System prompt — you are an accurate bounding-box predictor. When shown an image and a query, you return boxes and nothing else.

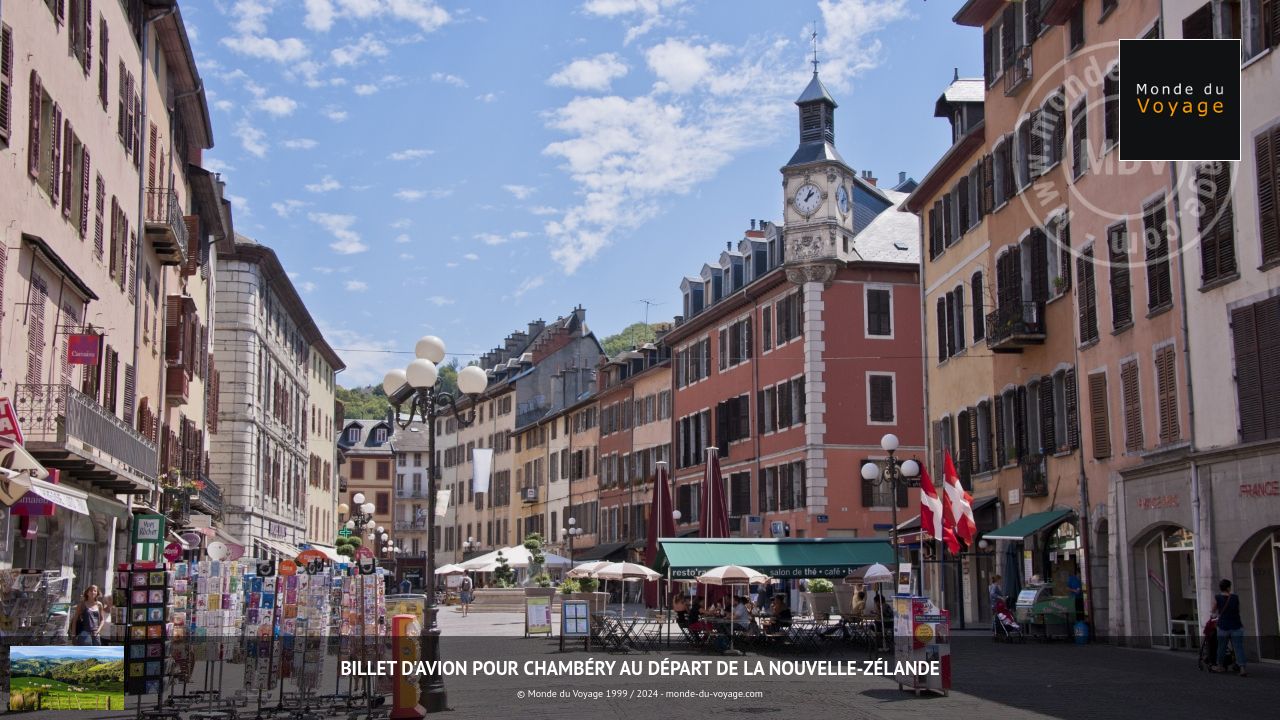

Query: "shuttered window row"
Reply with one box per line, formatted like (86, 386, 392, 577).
(1231, 296, 1280, 442)
(1107, 223, 1132, 329)
(1197, 162, 1236, 284)
(1144, 200, 1173, 310)
(1256, 124, 1280, 265)
(1121, 359, 1144, 452)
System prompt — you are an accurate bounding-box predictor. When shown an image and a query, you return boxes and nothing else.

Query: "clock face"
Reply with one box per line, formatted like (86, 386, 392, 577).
(793, 183, 823, 215)
(836, 184, 850, 215)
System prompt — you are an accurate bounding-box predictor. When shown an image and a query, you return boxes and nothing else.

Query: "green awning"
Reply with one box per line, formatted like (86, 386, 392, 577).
(656, 538, 894, 579)
(983, 509, 1072, 541)
(86, 493, 131, 521)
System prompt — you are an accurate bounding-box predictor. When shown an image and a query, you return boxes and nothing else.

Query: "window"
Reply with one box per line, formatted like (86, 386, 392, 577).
(971, 272, 985, 342)
(952, 285, 966, 352)
(1182, 3, 1215, 39)
(868, 374, 895, 424)
(1120, 359, 1144, 451)
(1026, 380, 1044, 454)
(719, 316, 753, 369)
(1088, 372, 1111, 459)
(715, 394, 752, 447)
(976, 400, 994, 471)
(993, 139, 1011, 206)
(761, 303, 773, 348)
(774, 290, 803, 345)
(350, 459, 365, 479)
(1231, 296, 1280, 441)
(729, 472, 751, 517)
(1258, 124, 1280, 265)
(1155, 345, 1181, 444)
(1197, 162, 1237, 284)
(1103, 66, 1119, 150)
(1015, 117, 1032, 191)
(1107, 223, 1133, 328)
(968, 164, 983, 228)
(376, 491, 390, 515)
(1143, 199, 1173, 310)
(1068, 0, 1085, 51)
(1077, 248, 1099, 343)
(936, 297, 948, 362)
(1071, 98, 1088, 179)
(866, 287, 892, 337)
(0, 25, 13, 145)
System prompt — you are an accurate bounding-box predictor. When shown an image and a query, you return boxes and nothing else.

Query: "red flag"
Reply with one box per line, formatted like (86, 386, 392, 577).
(942, 450, 977, 547)
(920, 465, 959, 554)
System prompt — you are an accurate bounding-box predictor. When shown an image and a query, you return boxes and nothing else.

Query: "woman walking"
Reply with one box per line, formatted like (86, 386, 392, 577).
(69, 585, 107, 645)
(1212, 579, 1247, 676)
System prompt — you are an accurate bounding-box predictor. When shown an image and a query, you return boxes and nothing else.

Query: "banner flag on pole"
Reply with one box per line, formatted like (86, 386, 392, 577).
(472, 448, 494, 493)
(436, 489, 451, 517)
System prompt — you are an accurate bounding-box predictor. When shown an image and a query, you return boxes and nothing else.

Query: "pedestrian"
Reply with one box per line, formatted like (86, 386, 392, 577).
(1067, 571, 1084, 615)
(989, 574, 1005, 614)
(1212, 579, 1247, 676)
(69, 585, 106, 645)
(459, 573, 474, 617)
(399, 578, 411, 595)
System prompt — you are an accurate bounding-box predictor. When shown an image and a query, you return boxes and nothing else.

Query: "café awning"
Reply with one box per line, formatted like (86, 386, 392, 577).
(23, 478, 90, 515)
(575, 541, 629, 562)
(984, 509, 1073, 541)
(656, 538, 894, 579)
(85, 493, 131, 520)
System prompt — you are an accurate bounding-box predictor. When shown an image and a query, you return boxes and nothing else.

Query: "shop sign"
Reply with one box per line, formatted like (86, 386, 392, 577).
(1136, 495, 1180, 509)
(163, 542, 184, 562)
(816, 514, 829, 523)
(337, 528, 353, 537)
(67, 335, 101, 365)
(1240, 481, 1279, 498)
(0, 398, 25, 446)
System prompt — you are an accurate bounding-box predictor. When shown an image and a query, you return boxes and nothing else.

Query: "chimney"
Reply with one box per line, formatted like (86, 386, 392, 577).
(528, 319, 546, 338)
(750, 219, 757, 230)
(863, 169, 877, 187)
(726, 241, 732, 251)
(953, 67, 959, 82)
(899, 171, 907, 185)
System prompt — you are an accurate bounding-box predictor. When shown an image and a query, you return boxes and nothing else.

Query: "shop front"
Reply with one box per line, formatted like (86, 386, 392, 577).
(984, 509, 1083, 625)
(1117, 466, 1197, 650)
(897, 495, 1001, 628)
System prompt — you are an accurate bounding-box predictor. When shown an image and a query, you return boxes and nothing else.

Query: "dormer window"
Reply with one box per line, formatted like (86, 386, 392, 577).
(372, 427, 388, 444)
(345, 427, 360, 444)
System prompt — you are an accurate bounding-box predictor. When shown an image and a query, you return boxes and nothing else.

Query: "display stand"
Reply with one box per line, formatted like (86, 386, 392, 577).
(559, 600, 590, 651)
(891, 595, 950, 697)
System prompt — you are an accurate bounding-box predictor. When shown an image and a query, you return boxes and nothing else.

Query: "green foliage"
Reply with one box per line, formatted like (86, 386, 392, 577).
(335, 545, 354, 558)
(533, 573, 553, 588)
(523, 532, 546, 567)
(559, 578, 580, 595)
(601, 322, 666, 356)
(808, 578, 835, 593)
(336, 385, 392, 420)
(493, 551, 515, 586)
(578, 577, 599, 592)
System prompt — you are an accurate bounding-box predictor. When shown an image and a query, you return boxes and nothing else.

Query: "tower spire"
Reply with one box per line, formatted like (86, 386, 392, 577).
(811, 22, 820, 75)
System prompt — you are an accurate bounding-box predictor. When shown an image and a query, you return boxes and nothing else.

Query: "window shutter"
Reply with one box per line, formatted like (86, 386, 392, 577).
(1053, 95, 1068, 166)
(1001, 7, 1016, 68)
(27, 70, 40, 176)
(972, 272, 985, 341)
(93, 175, 105, 258)
(79, 147, 90, 237)
(967, 408, 979, 477)
(1039, 375, 1056, 454)
(1155, 346, 1180, 444)
(184, 215, 201, 276)
(1077, 250, 1098, 342)
(147, 122, 157, 190)
(1030, 228, 1049, 303)
(25, 278, 48, 385)
(936, 297, 947, 361)
(861, 471, 873, 508)
(83, 0, 93, 74)
(98, 19, 108, 107)
(954, 286, 966, 351)
(1065, 368, 1080, 450)
(994, 394, 1006, 465)
(123, 362, 136, 424)
(983, 28, 994, 86)
(1014, 386, 1027, 460)
(1059, 217, 1073, 292)
(715, 401, 729, 457)
(1029, 109, 1043, 177)
(1255, 128, 1279, 264)
(1108, 225, 1132, 327)
(1145, 203, 1173, 309)
(982, 154, 995, 213)
(127, 230, 136, 296)
(1121, 360, 1143, 451)
(945, 292, 956, 357)
(56, 0, 66, 24)
(49, 104, 62, 203)
(1231, 303, 1264, 441)
(0, 24, 13, 143)
(60, 120, 74, 217)
(117, 61, 126, 141)
(957, 409, 973, 485)
(1089, 373, 1111, 459)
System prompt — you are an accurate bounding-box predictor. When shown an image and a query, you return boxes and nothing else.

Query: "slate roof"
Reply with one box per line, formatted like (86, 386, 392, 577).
(795, 73, 838, 106)
(339, 418, 394, 455)
(848, 189, 921, 265)
(389, 421, 431, 453)
(786, 141, 846, 167)
(942, 78, 985, 104)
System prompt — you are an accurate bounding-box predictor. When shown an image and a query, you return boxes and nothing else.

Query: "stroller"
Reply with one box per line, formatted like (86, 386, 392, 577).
(1198, 617, 1238, 672)
(992, 599, 1024, 642)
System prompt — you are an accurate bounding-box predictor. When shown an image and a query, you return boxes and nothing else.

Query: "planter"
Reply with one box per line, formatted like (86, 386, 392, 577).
(524, 587, 556, 598)
(804, 592, 837, 619)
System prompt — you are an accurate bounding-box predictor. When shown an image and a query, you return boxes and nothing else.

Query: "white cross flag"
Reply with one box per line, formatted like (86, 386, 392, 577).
(472, 448, 494, 494)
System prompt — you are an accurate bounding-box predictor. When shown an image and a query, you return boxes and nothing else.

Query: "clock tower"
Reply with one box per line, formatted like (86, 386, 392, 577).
(781, 68, 858, 283)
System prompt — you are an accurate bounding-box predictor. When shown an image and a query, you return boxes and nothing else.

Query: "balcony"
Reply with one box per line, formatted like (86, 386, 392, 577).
(15, 384, 158, 493)
(986, 301, 1046, 352)
(395, 519, 428, 532)
(1022, 455, 1048, 498)
(521, 485, 538, 503)
(193, 473, 223, 518)
(144, 188, 188, 266)
(395, 487, 430, 499)
(165, 366, 189, 404)
(1004, 45, 1032, 96)
(160, 487, 191, 525)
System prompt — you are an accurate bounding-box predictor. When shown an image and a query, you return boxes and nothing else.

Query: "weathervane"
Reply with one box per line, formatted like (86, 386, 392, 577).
(811, 22, 819, 75)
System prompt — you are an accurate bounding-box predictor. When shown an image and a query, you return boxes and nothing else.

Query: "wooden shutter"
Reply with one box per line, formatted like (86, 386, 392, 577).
(1077, 250, 1098, 342)
(1059, 217, 1073, 291)
(1108, 225, 1132, 327)
(49, 105, 62, 203)
(93, 176, 105, 257)
(1155, 346, 1180, 444)
(1029, 109, 1043, 177)
(1026, 0, 1042, 38)
(98, 19, 108, 107)
(1030, 228, 1049, 303)
(1267, 0, 1280, 49)
(79, 147, 91, 237)
(147, 122, 157, 190)
(1014, 386, 1027, 460)
(1089, 373, 1111, 459)
(25, 277, 47, 385)
(117, 61, 126, 140)
(0, 24, 12, 143)
(957, 409, 973, 484)
(183, 215, 201, 276)
(1053, 96, 1068, 166)
(983, 28, 994, 86)
(1121, 360, 1143, 451)
(83, 0, 93, 74)
(103, 346, 117, 414)
(1256, 128, 1279, 264)
(123, 362, 136, 424)
(1145, 203, 1173, 309)
(945, 292, 956, 357)
(1198, 162, 1237, 283)
(982, 154, 995, 213)
(936, 297, 947, 361)
(972, 272, 985, 341)
(1001, 6, 1016, 68)
(60, 120, 74, 216)
(993, 394, 1006, 466)
(27, 71, 41, 178)
(1232, 303, 1265, 441)
(1039, 375, 1056, 454)
(127, 231, 136, 295)
(1065, 368, 1080, 450)
(967, 408, 979, 477)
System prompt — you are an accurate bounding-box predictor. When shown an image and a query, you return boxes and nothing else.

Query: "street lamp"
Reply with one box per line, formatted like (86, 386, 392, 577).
(860, 433, 920, 581)
(567, 518, 583, 563)
(383, 336, 487, 714)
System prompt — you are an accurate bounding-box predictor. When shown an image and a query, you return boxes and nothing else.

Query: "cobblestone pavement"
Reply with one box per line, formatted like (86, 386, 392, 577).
(31, 610, 1278, 719)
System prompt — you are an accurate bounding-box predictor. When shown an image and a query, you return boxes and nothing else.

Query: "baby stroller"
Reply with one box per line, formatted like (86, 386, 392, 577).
(992, 599, 1024, 643)
(1198, 617, 1238, 672)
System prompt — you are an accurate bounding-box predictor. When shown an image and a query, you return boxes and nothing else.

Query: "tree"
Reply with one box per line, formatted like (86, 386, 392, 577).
(601, 322, 666, 356)
(493, 551, 515, 587)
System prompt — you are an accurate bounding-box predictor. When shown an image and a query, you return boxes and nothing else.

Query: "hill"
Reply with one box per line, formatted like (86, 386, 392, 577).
(601, 322, 669, 356)
(11, 658, 124, 689)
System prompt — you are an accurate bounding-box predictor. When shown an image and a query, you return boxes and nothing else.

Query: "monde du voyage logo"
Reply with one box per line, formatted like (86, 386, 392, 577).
(1119, 38, 1241, 162)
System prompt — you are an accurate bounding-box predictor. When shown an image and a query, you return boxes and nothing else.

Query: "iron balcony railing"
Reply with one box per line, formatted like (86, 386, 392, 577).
(15, 384, 158, 482)
(395, 487, 430, 499)
(1022, 455, 1049, 498)
(986, 300, 1046, 350)
(395, 519, 428, 532)
(194, 472, 223, 517)
(144, 187, 188, 266)
(1004, 45, 1033, 96)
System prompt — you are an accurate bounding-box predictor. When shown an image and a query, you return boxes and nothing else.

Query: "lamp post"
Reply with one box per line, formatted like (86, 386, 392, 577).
(859, 434, 921, 580)
(341, 494, 380, 559)
(384, 336, 488, 714)
(567, 518, 583, 563)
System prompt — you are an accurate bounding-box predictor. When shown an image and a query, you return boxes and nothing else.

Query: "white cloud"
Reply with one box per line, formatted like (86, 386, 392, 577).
(475, 92, 497, 103)
(475, 231, 529, 246)
(395, 188, 451, 201)
(234, 120, 268, 157)
(222, 35, 309, 63)
(430, 72, 467, 87)
(548, 53, 629, 92)
(310, 212, 369, 254)
(394, 233, 411, 243)
(503, 184, 536, 200)
(299, 280, 318, 293)
(426, 296, 455, 306)
(388, 148, 434, 161)
(272, 199, 308, 217)
(323, 106, 349, 122)
(316, 324, 400, 386)
(583, 0, 687, 44)
(203, 157, 234, 175)
(402, 253, 417, 260)
(512, 275, 544, 298)
(354, 83, 379, 95)
(645, 39, 729, 94)
(283, 138, 318, 149)
(463, 253, 479, 261)
(817, 0, 912, 84)
(304, 0, 336, 31)
(390, 218, 412, 229)
(309, 0, 451, 34)
(305, 175, 343, 193)
(214, 99, 234, 112)
(528, 205, 559, 216)
(226, 192, 251, 215)
(331, 34, 388, 66)
(345, 280, 369, 292)
(256, 95, 299, 116)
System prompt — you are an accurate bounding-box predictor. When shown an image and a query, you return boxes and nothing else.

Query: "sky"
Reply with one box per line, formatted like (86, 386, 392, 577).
(11, 645, 125, 661)
(190, 0, 980, 386)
